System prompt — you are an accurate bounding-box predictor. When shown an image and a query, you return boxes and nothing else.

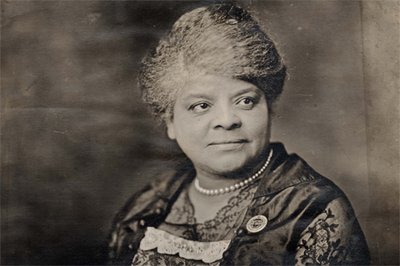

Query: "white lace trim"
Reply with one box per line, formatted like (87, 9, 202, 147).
(139, 227, 231, 263)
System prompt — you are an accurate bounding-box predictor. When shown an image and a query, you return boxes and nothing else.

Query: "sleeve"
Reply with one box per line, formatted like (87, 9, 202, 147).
(107, 167, 181, 264)
(295, 197, 370, 265)
(107, 182, 154, 264)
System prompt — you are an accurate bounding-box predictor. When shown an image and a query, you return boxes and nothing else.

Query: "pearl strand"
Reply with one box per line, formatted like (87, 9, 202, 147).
(194, 149, 273, 196)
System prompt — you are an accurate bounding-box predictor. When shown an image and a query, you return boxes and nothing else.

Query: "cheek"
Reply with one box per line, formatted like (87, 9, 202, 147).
(243, 111, 269, 135)
(252, 125, 270, 144)
(173, 116, 204, 144)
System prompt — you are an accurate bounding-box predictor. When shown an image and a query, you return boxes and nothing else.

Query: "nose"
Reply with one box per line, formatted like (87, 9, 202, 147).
(212, 105, 242, 130)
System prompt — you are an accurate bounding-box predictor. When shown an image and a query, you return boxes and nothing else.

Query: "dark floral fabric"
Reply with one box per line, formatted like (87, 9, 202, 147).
(161, 182, 258, 240)
(295, 198, 364, 265)
(108, 143, 370, 265)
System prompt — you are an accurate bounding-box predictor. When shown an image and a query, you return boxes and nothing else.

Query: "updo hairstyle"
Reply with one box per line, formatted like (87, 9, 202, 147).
(139, 4, 286, 122)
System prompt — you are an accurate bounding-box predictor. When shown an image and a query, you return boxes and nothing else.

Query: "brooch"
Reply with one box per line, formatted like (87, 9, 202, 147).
(246, 215, 268, 233)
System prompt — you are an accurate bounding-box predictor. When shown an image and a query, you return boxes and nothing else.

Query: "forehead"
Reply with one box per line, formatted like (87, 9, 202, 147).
(178, 74, 261, 100)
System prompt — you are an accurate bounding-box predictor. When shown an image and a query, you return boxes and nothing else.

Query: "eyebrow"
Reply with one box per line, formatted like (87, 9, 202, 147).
(230, 87, 262, 98)
(181, 93, 214, 102)
(180, 86, 261, 102)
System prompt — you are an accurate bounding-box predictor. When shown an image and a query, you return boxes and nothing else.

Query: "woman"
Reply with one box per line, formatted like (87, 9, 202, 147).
(108, 4, 369, 265)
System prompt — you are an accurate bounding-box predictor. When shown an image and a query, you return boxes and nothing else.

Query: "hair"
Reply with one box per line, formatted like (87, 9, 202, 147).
(139, 3, 286, 122)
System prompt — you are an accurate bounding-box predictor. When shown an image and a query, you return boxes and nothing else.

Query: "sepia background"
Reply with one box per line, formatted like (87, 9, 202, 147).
(1, 0, 399, 264)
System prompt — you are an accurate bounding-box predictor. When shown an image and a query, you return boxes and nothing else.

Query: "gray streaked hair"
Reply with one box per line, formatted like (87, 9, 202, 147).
(139, 3, 286, 122)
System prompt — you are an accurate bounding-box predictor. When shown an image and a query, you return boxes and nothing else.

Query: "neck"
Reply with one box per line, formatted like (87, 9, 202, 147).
(194, 169, 238, 190)
(194, 147, 271, 190)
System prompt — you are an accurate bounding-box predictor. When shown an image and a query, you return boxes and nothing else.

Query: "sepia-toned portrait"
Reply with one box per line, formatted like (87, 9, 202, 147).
(1, 1, 399, 265)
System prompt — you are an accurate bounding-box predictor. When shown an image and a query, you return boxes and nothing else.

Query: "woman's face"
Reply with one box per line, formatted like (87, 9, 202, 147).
(166, 74, 270, 177)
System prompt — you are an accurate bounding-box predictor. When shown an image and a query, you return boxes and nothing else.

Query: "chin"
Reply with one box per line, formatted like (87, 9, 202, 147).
(205, 156, 250, 175)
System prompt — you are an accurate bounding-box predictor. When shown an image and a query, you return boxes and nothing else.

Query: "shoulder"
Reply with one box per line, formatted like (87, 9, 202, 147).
(282, 156, 352, 212)
(107, 163, 194, 263)
(293, 163, 347, 203)
(257, 143, 347, 203)
(112, 164, 193, 225)
(256, 143, 356, 216)
(113, 168, 175, 223)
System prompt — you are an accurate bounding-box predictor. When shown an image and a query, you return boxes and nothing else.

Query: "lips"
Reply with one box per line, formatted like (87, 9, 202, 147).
(208, 139, 249, 146)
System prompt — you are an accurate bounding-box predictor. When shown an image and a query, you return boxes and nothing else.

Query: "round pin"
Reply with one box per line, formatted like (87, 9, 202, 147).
(246, 215, 268, 233)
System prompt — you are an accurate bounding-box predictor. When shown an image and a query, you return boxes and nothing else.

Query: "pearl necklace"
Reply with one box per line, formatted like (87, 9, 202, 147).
(194, 149, 273, 196)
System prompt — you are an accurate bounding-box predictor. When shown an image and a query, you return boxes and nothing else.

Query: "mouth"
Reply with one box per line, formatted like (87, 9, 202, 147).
(208, 139, 249, 146)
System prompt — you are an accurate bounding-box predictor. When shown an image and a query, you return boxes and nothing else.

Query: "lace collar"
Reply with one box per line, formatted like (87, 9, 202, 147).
(139, 227, 230, 263)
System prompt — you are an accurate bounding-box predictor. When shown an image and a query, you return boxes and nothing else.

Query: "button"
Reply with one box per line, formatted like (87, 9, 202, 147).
(139, 219, 146, 227)
(236, 228, 246, 236)
(246, 215, 268, 233)
(128, 244, 134, 250)
(155, 208, 162, 215)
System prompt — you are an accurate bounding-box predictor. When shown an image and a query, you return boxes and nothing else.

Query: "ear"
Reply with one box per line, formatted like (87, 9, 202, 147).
(165, 118, 176, 140)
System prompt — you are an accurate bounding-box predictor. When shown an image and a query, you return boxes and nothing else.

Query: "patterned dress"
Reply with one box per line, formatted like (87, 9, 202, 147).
(108, 143, 370, 265)
(132, 182, 258, 265)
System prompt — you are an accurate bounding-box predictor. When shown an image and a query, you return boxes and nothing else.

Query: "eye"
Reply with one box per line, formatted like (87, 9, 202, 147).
(189, 102, 211, 114)
(236, 97, 257, 109)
